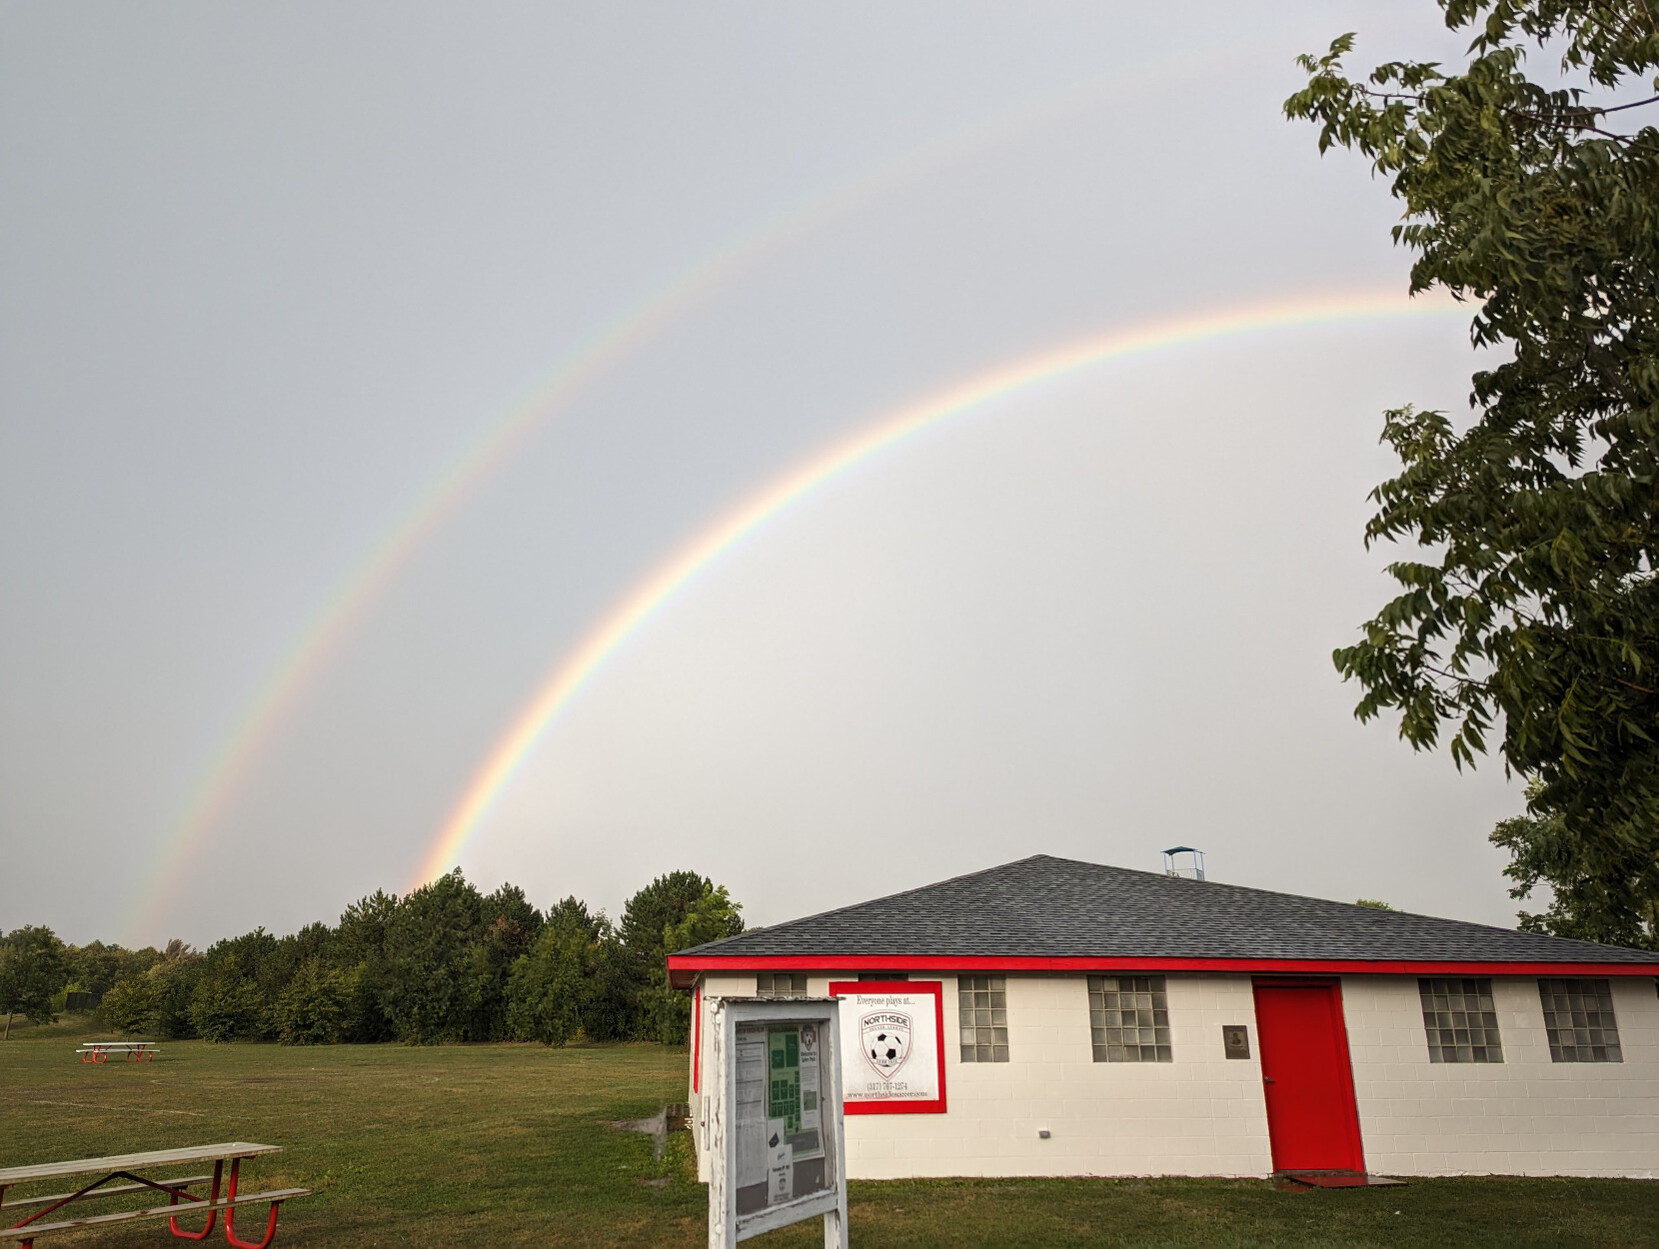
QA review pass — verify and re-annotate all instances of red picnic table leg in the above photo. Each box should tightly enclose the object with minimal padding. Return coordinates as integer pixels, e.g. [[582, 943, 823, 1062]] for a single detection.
[[10, 1169, 197, 1244], [0, 1184, 23, 1249], [221, 1157, 284, 1249], [168, 1159, 222, 1241]]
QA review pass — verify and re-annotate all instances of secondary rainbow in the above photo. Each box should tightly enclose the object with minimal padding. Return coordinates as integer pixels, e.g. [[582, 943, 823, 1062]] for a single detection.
[[122, 47, 1244, 942], [413, 286, 1467, 887]]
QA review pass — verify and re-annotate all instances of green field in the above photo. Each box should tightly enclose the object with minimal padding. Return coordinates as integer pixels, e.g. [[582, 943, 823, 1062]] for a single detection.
[[2, 1016, 1656, 1247]]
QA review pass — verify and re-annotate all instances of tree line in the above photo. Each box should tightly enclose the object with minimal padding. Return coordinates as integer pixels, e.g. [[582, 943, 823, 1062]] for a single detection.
[[0, 868, 741, 1045]]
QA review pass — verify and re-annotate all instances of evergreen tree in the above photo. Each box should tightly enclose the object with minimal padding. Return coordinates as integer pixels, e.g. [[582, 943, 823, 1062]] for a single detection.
[[464, 883, 544, 1041], [381, 869, 485, 1043], [337, 890, 398, 1042]]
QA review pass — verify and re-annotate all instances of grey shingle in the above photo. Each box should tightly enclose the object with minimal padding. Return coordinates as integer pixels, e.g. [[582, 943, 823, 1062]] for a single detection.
[[680, 855, 1659, 964]]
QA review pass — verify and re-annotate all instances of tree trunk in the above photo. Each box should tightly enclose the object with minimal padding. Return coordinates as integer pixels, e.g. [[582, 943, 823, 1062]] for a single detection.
[[3, 1012, 11, 1041]]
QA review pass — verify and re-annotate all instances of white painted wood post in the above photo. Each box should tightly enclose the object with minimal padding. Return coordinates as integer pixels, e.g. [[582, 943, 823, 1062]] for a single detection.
[[708, 1000, 734, 1249], [824, 999, 849, 1249], [823, 1204, 847, 1248]]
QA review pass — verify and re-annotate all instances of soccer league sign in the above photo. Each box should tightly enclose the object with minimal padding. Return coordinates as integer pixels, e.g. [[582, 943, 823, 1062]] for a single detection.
[[861, 1011, 911, 1078], [828, 981, 946, 1113]]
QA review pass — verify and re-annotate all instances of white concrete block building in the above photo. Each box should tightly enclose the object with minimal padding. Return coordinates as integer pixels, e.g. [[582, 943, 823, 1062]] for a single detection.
[[669, 855, 1659, 1180]]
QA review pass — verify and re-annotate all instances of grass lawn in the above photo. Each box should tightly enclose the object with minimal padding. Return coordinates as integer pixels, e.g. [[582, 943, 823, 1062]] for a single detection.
[[1, 1015, 1655, 1247]]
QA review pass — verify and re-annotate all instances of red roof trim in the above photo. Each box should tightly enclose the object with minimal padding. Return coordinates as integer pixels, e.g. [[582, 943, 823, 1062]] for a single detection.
[[666, 952, 1659, 988]]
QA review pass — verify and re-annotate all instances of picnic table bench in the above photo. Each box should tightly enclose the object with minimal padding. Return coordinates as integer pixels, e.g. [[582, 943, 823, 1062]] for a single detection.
[[75, 1040, 158, 1063], [0, 1143, 309, 1248]]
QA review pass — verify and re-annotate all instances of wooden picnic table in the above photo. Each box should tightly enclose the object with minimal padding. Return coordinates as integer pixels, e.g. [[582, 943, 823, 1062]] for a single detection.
[[75, 1040, 158, 1064], [0, 1143, 308, 1248]]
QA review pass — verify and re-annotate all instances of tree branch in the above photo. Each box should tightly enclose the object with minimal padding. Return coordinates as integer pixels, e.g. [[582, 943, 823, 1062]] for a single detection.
[[1610, 675, 1659, 695], [1347, 84, 1659, 149]]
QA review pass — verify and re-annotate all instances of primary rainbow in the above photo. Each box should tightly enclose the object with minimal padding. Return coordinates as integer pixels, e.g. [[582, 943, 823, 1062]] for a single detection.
[[123, 51, 1235, 941], [413, 286, 1467, 887]]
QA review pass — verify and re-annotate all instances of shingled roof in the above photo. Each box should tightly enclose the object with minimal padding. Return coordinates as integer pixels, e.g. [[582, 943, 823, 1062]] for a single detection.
[[670, 855, 1659, 980]]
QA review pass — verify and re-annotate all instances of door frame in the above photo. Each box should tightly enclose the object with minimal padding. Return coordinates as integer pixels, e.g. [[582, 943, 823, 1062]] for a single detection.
[[1250, 976, 1365, 1174]]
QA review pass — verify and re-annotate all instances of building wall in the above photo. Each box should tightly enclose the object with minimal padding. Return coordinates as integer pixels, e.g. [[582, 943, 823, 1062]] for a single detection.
[[691, 970, 1659, 1180], [1344, 974, 1659, 1178], [694, 971, 1273, 1179], [691, 972, 751, 1184]]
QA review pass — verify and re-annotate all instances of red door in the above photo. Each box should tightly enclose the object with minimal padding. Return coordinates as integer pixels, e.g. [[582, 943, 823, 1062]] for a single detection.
[[1252, 981, 1364, 1173]]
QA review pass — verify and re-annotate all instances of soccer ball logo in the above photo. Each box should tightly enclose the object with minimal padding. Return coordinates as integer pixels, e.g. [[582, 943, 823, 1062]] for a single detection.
[[860, 1011, 912, 1079]]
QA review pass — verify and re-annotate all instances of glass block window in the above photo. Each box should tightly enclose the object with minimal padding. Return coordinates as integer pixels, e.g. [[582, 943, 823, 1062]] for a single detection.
[[1088, 975, 1171, 1062], [756, 972, 807, 998], [1538, 978, 1622, 1062], [1418, 978, 1503, 1062], [959, 975, 1008, 1062]]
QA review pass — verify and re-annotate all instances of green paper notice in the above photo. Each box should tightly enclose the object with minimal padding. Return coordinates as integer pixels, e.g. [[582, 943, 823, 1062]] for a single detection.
[[767, 1027, 801, 1134]]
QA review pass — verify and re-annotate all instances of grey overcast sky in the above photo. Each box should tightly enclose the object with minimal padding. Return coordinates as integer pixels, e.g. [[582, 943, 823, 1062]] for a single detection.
[[1, 3, 1526, 949]]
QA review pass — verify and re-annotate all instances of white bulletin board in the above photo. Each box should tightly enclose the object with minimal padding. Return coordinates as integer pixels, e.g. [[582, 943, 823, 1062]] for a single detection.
[[707, 998, 847, 1248]]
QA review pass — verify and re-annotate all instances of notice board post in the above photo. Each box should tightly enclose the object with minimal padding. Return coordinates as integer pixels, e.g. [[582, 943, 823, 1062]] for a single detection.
[[707, 998, 847, 1248]]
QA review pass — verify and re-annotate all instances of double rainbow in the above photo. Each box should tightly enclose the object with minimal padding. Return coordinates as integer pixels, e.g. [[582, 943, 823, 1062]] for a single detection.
[[122, 51, 1228, 940], [412, 287, 1466, 887]]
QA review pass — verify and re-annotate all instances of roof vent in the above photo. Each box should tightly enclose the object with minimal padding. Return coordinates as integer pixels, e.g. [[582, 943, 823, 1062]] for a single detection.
[[1162, 846, 1205, 881]]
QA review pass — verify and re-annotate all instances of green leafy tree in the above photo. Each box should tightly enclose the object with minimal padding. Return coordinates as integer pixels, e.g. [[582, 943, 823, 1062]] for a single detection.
[[190, 929, 282, 1040], [1488, 776, 1619, 937], [64, 940, 132, 1000], [121, 946, 165, 981], [273, 958, 354, 1045], [382, 869, 485, 1043], [663, 884, 744, 954], [583, 924, 643, 1042], [650, 884, 745, 1044], [266, 922, 336, 996], [189, 956, 268, 1042], [1286, 1, 1659, 947], [507, 897, 601, 1046], [0, 926, 70, 1038], [100, 975, 156, 1035], [102, 944, 198, 1038], [463, 883, 544, 1041], [147, 942, 204, 1039]]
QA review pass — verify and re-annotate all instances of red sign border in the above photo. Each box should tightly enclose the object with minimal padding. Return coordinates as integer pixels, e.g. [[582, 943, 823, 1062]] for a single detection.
[[828, 980, 948, 1115]]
